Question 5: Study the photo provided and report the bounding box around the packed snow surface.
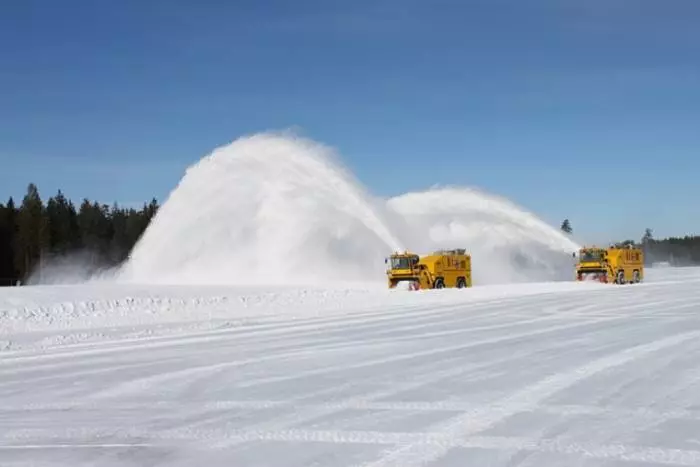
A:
[2,267,700,466]
[112,131,579,287]
[9,130,694,465]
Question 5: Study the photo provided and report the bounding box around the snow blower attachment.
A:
[574,244,644,284]
[385,249,472,290]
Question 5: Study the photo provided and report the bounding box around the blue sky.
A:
[1,0,698,244]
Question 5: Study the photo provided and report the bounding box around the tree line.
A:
[0,183,158,286]
[639,229,700,266]
[561,220,700,266]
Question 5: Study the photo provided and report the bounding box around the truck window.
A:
[580,251,603,262]
[390,257,411,269]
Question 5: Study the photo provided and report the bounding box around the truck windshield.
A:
[390,257,413,269]
[580,250,603,262]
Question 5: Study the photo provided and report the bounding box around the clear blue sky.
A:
[2,0,698,244]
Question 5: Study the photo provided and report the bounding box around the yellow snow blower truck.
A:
[385,249,472,290]
[575,244,644,284]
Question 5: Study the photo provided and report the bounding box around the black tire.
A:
[633,270,640,283]
[616,270,625,285]
[434,278,445,289]
[457,277,466,288]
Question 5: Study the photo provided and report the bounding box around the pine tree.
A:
[143,198,159,224]
[560,219,572,234]
[0,203,6,282]
[109,204,129,264]
[5,198,18,282]
[14,184,50,281]
[0,200,18,284]
[1,185,162,286]
[125,207,148,251]
[46,190,80,256]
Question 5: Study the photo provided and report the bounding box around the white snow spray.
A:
[118,131,405,286]
[114,130,579,287]
[387,187,580,284]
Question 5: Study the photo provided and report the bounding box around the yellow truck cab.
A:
[386,249,472,290]
[575,245,644,284]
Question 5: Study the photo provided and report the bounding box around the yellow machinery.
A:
[385,249,472,289]
[575,244,644,284]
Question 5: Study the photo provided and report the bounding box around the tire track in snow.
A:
[0,284,559,345]
[0,336,594,455]
[86,286,681,401]
[3,428,700,466]
[72,293,574,398]
[357,327,700,467]
[159,305,607,402]
[189,313,673,451]
[202,335,577,450]
[87,309,625,401]
[0,287,572,363]
[3,295,585,396]
[203,298,674,392]
[0,330,584,446]
[0,297,513,367]
[3,282,680,375]
[0,281,627,363]
[4,275,700,465]
[9,399,700,424]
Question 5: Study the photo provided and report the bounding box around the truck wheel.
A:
[457,278,466,288]
[434,278,444,289]
[633,270,640,283]
[616,271,625,285]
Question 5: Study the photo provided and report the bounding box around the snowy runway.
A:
[2,269,700,466]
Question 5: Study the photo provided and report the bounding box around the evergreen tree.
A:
[0,203,7,282]
[77,199,112,265]
[109,204,130,264]
[46,190,80,256]
[560,219,572,234]
[6,198,18,282]
[0,185,161,286]
[143,198,159,224]
[0,199,18,284]
[124,207,149,252]
[14,184,50,281]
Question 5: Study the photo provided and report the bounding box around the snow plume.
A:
[24,250,120,286]
[118,131,404,286]
[116,130,579,287]
[60,130,577,287]
[387,188,580,284]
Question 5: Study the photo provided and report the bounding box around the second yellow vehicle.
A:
[575,244,644,284]
[385,249,472,290]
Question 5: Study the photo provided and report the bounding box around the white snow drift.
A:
[2,267,700,466]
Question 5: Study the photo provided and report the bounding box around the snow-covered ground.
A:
[2,267,700,466]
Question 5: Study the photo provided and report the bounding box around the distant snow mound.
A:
[116,130,579,287]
